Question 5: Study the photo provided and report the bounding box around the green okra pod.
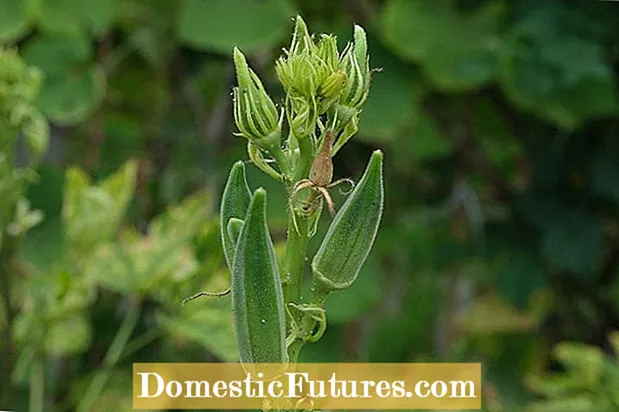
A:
[226,217,244,248]
[220,161,252,270]
[231,188,287,364]
[311,150,384,291]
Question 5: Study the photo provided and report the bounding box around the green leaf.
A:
[44,314,91,355]
[357,42,420,142]
[62,161,136,253]
[159,304,238,362]
[381,0,504,91]
[179,0,294,54]
[591,144,619,203]
[493,250,546,309]
[0,0,31,43]
[38,0,116,36]
[22,35,105,124]
[541,211,604,279]
[85,192,209,296]
[500,7,618,130]
[323,256,380,324]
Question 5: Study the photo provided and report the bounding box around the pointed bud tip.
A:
[231,160,246,175]
[253,187,267,200]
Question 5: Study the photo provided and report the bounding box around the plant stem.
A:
[77,299,141,412]
[293,136,314,182]
[283,213,309,305]
[269,144,292,180]
[29,353,44,412]
[286,281,330,363]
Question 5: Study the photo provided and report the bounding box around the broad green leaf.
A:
[357,42,420,142]
[178,0,294,54]
[541,211,604,279]
[591,144,619,203]
[493,250,546,309]
[62,161,136,253]
[38,0,116,36]
[158,270,237,362]
[390,115,451,169]
[100,160,138,218]
[85,192,209,296]
[44,314,91,355]
[22,35,105,124]
[323,256,380,324]
[458,293,535,335]
[500,6,618,130]
[0,0,31,43]
[381,0,504,91]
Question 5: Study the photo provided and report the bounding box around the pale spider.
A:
[290,129,354,216]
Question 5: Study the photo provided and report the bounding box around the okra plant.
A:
[187,16,384,367]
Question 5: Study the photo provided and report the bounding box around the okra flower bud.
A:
[311,150,384,291]
[220,161,252,270]
[338,25,370,110]
[232,188,288,365]
[232,48,282,150]
[276,16,320,98]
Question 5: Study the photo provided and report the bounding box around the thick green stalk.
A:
[283,133,314,305]
[286,280,330,363]
[292,136,314,182]
[282,213,309,306]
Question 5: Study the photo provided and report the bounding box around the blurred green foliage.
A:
[1,0,619,410]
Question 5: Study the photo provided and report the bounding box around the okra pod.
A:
[231,188,287,364]
[311,150,384,290]
[220,161,252,270]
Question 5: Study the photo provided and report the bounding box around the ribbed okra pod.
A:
[312,150,384,291]
[231,188,287,364]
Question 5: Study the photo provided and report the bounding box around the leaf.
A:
[357,41,420,142]
[381,0,504,91]
[591,144,619,203]
[62,161,136,253]
[458,293,535,335]
[323,256,380,324]
[500,6,618,130]
[38,0,116,36]
[493,250,546,309]
[85,192,209,296]
[22,35,105,124]
[178,0,295,54]
[44,314,91,355]
[541,211,604,279]
[0,0,31,43]
[158,271,238,362]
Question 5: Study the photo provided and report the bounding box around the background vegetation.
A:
[1,0,619,410]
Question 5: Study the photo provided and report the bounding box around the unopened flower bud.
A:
[338,25,371,110]
[316,34,339,72]
[286,95,318,138]
[232,48,281,150]
[317,70,347,113]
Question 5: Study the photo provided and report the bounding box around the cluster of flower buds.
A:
[232,16,371,157]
